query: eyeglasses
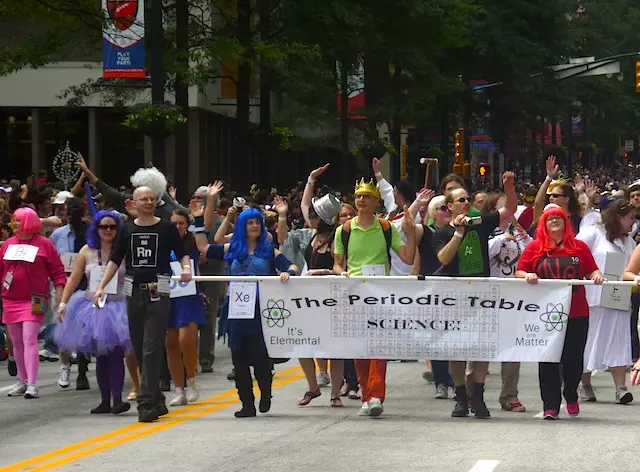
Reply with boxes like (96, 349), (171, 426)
(455, 197), (470, 204)
(98, 225), (117, 231)
(437, 205), (449, 212)
(549, 193), (565, 199)
(135, 197), (157, 203)
(546, 216), (564, 222)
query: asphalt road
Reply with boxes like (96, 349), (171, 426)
(0, 347), (638, 472)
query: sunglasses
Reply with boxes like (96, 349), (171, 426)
(98, 224), (118, 231)
(455, 197), (470, 204)
(549, 193), (565, 198)
(437, 205), (449, 212)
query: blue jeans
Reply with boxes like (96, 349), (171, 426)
(39, 324), (59, 354)
(432, 360), (453, 388)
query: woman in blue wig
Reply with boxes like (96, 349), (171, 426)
(190, 187), (298, 418)
(55, 210), (131, 415)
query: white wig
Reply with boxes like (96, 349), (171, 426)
(130, 167), (168, 198)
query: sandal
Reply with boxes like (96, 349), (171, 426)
(340, 383), (349, 397)
(330, 397), (343, 408)
(297, 388), (321, 406)
(348, 390), (360, 400)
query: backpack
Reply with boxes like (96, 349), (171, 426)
(341, 217), (393, 268)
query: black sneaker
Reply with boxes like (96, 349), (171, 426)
(227, 369), (236, 381)
(473, 401), (491, 419)
(451, 400), (469, 417)
(259, 395), (272, 413)
(159, 379), (171, 392)
(7, 359), (17, 377)
(76, 375), (90, 391)
(234, 407), (257, 418)
(138, 406), (159, 423)
(156, 404), (169, 417)
(200, 360), (213, 373)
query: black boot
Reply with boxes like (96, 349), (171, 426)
(472, 382), (490, 419)
(451, 386), (469, 417)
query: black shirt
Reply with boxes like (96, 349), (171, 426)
(110, 219), (187, 284)
(432, 212), (500, 277)
(418, 224), (441, 276)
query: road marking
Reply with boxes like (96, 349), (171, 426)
(469, 460), (500, 472)
(2, 366), (303, 472)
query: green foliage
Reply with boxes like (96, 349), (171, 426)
(122, 103), (187, 132)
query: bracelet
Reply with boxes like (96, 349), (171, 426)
(375, 172), (382, 178)
(633, 366), (640, 371)
(453, 231), (464, 239)
(307, 177), (315, 185)
(59, 302), (66, 307)
(545, 176), (552, 182)
(183, 265), (191, 270)
(287, 269), (296, 276)
(278, 216), (287, 223)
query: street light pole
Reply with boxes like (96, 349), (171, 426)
(149, 0), (166, 171)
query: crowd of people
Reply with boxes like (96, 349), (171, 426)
(1, 152), (640, 423)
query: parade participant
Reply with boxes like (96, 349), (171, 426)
(192, 203), (298, 418)
(333, 178), (416, 418)
(517, 207), (604, 420)
(166, 208), (205, 406)
(577, 200), (636, 404)
(1, 207), (66, 398)
(55, 210), (132, 414)
(93, 186), (192, 423)
(432, 172), (517, 418)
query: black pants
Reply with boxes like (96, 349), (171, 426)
(539, 316), (588, 411)
(231, 334), (272, 409)
(343, 359), (359, 392)
(127, 290), (170, 409)
(631, 293), (640, 361)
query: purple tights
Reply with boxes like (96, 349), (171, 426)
(96, 347), (125, 405)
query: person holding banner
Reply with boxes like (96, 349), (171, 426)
(517, 206), (604, 420)
(55, 210), (132, 414)
(577, 199), (636, 404)
(165, 209), (205, 407)
(433, 172), (517, 419)
(191, 204), (298, 418)
(1, 207), (66, 399)
(333, 178), (415, 418)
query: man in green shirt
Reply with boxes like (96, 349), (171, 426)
(333, 177), (416, 417)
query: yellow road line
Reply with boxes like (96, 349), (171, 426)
(2, 366), (303, 472)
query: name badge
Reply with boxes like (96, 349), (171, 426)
(169, 261), (197, 298)
(3, 244), (39, 263)
(89, 266), (118, 295)
(3, 271), (13, 290)
(60, 253), (78, 273)
(156, 275), (171, 294)
(228, 282), (257, 319)
(123, 276), (133, 297)
(362, 264), (386, 277)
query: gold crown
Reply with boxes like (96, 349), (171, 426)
(354, 178), (380, 198)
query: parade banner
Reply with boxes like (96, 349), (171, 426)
(258, 278), (572, 362)
(102, 0), (146, 78)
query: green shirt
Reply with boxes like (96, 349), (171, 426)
(334, 217), (404, 275)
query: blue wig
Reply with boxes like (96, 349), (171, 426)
(86, 210), (123, 250)
(225, 207), (272, 262)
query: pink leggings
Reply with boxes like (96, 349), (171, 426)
(7, 321), (40, 384)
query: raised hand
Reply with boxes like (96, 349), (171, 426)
(208, 180), (224, 198)
(502, 171), (515, 188)
(416, 188), (435, 204)
(401, 205), (415, 232)
(546, 155), (559, 179)
(372, 158), (382, 175)
(273, 196), (288, 216)
(189, 199), (204, 217)
(310, 163), (330, 181)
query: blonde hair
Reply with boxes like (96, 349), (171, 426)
(426, 195), (446, 223)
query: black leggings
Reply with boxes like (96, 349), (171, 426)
(231, 334), (272, 409)
(538, 316), (588, 411)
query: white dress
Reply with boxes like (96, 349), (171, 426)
(577, 225), (636, 371)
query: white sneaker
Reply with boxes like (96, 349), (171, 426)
(317, 372), (330, 387)
(368, 397), (384, 417)
(186, 378), (201, 403)
(434, 384), (449, 399)
(169, 388), (188, 407)
(357, 401), (370, 416)
(58, 364), (71, 388)
(7, 382), (27, 397)
(39, 349), (59, 362)
(24, 384), (39, 399)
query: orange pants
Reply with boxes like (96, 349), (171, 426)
(354, 359), (387, 403)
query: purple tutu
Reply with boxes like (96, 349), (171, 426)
(54, 291), (132, 356)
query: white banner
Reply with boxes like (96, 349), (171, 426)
(169, 260), (197, 298)
(258, 278), (572, 362)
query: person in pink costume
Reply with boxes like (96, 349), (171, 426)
(1, 207), (66, 398)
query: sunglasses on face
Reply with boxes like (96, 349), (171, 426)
(98, 225), (117, 231)
(455, 197), (470, 204)
(437, 205), (449, 212)
(549, 193), (565, 198)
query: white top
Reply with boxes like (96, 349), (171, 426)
(389, 217), (413, 276)
(577, 225), (636, 306)
(579, 209), (601, 232)
(488, 233), (530, 279)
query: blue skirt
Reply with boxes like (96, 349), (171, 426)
(168, 294), (206, 329)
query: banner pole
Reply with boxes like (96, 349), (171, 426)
(174, 275), (638, 286)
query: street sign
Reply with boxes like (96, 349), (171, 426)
(625, 140), (634, 152)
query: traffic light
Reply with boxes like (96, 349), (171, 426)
(479, 163), (490, 177)
(636, 61), (640, 93)
(454, 128), (465, 164)
(625, 152), (629, 159)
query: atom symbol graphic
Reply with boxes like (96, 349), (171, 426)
(539, 303), (568, 332)
(261, 298), (291, 328)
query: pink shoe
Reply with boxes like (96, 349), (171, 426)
(566, 402), (580, 416)
(543, 409), (559, 420)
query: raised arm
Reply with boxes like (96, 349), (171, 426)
(203, 181), (224, 232)
(498, 172), (517, 226)
(214, 207), (236, 244)
(533, 155), (559, 222)
(302, 163), (330, 223)
(373, 158), (397, 215)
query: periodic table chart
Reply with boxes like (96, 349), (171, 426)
(329, 282), (500, 360)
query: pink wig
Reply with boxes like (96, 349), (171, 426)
(13, 207), (42, 235)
